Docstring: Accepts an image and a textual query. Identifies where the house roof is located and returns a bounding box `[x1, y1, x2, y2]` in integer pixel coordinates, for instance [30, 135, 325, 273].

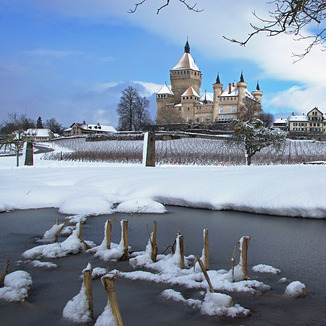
[200, 92, 213, 102]
[181, 86, 199, 97]
[288, 115, 308, 122]
[172, 52, 200, 71]
[71, 123, 117, 133]
[307, 107, 324, 115]
[26, 128, 52, 137]
[274, 118, 288, 124]
[157, 84, 174, 95]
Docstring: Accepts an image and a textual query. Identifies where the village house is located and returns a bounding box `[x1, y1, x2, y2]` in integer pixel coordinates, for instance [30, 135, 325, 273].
[25, 128, 54, 142]
[63, 122, 117, 137]
[156, 41, 262, 124]
[288, 108, 326, 135]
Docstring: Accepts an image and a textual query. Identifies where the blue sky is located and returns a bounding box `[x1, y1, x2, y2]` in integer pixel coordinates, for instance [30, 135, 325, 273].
[1, 0, 325, 128]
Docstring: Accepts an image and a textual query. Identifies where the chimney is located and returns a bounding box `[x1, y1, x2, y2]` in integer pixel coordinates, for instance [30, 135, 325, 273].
[228, 83, 231, 94]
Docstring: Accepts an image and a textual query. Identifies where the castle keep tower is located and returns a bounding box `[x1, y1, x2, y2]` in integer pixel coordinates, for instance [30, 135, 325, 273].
[156, 42, 262, 124]
[170, 41, 202, 104]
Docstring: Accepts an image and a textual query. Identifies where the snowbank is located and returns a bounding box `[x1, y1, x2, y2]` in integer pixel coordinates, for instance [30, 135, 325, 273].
[114, 198, 166, 214]
[1, 152, 326, 218]
[0, 271, 32, 302]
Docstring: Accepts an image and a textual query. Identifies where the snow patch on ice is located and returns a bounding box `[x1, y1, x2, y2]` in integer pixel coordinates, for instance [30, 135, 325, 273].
[31, 260, 57, 269]
[114, 198, 166, 214]
[252, 264, 281, 274]
[284, 281, 306, 297]
[62, 282, 92, 323]
[0, 271, 32, 302]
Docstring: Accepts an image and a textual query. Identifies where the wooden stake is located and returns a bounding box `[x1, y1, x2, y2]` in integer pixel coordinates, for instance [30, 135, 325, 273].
[102, 276, 123, 326]
[106, 220, 113, 250]
[0, 260, 9, 287]
[178, 234, 185, 269]
[231, 241, 240, 282]
[122, 220, 129, 260]
[56, 218, 59, 225]
[151, 221, 158, 262]
[55, 221, 66, 243]
[83, 264, 93, 319]
[195, 256, 214, 293]
[204, 229, 209, 271]
[78, 222, 82, 240]
[240, 237, 250, 280]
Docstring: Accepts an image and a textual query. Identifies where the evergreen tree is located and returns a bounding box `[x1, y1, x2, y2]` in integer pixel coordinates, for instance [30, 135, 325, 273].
[36, 116, 43, 128]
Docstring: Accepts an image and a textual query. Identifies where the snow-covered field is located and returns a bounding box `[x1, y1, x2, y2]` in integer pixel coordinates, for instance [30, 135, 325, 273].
[0, 141, 326, 219]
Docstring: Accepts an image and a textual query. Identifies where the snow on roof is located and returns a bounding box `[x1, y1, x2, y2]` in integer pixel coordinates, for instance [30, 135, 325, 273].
[220, 83, 238, 97]
[83, 124, 117, 133]
[200, 92, 213, 102]
[274, 118, 288, 124]
[288, 115, 308, 122]
[27, 129, 52, 137]
[157, 84, 174, 95]
[181, 86, 199, 97]
[172, 53, 200, 71]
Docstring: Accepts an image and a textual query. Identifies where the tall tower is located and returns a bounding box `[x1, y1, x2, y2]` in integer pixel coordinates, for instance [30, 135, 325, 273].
[170, 41, 202, 104]
[213, 73, 223, 121]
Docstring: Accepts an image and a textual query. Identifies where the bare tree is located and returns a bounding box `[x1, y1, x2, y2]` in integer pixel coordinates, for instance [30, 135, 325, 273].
[117, 86, 152, 131]
[45, 118, 64, 134]
[129, 0, 203, 14]
[224, 0, 326, 60]
[259, 111, 274, 127]
[233, 118, 286, 165]
[157, 106, 184, 124]
[0, 113, 36, 167]
[237, 97, 262, 122]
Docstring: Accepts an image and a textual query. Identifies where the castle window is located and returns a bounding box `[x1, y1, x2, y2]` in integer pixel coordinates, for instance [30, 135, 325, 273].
[201, 117, 204, 122]
[186, 116, 189, 122]
[231, 114, 233, 119]
[232, 106, 236, 112]
[220, 107, 223, 112]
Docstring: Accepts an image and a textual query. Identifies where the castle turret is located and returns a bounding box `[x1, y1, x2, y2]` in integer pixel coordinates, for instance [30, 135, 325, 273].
[237, 71, 248, 107]
[170, 41, 202, 104]
[213, 73, 223, 121]
[252, 81, 263, 103]
[156, 84, 174, 123]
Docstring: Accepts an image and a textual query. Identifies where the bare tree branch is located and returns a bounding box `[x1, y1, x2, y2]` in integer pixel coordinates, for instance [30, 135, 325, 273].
[129, 0, 203, 15]
[224, 0, 326, 61]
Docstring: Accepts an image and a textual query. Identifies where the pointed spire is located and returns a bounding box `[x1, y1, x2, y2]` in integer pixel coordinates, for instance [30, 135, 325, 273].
[256, 81, 260, 91]
[185, 40, 190, 53]
[216, 73, 221, 84]
[239, 71, 245, 83]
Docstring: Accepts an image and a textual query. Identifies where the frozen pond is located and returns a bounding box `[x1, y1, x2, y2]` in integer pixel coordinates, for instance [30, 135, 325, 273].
[1, 207, 326, 325]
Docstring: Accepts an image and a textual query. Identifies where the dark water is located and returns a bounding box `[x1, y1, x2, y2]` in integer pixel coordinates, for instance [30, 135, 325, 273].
[1, 207, 326, 326]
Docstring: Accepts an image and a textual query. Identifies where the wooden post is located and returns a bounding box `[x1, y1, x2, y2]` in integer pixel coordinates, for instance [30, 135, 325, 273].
[106, 220, 113, 250]
[122, 220, 129, 260]
[151, 221, 158, 262]
[102, 276, 123, 326]
[54, 221, 66, 243]
[83, 264, 93, 319]
[143, 132, 155, 167]
[240, 236, 250, 280]
[0, 260, 9, 287]
[178, 234, 185, 269]
[195, 256, 214, 293]
[24, 141, 33, 166]
[78, 222, 82, 240]
[56, 218, 59, 225]
[231, 241, 239, 282]
[204, 229, 209, 271]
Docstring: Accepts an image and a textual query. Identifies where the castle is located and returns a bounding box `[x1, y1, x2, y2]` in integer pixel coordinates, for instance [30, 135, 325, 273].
[156, 41, 263, 124]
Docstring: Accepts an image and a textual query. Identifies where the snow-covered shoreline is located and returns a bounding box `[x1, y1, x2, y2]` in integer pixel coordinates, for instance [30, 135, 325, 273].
[1, 152, 326, 218]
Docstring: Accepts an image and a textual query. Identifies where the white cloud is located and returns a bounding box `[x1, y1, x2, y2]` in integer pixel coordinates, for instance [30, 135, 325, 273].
[133, 81, 163, 97]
